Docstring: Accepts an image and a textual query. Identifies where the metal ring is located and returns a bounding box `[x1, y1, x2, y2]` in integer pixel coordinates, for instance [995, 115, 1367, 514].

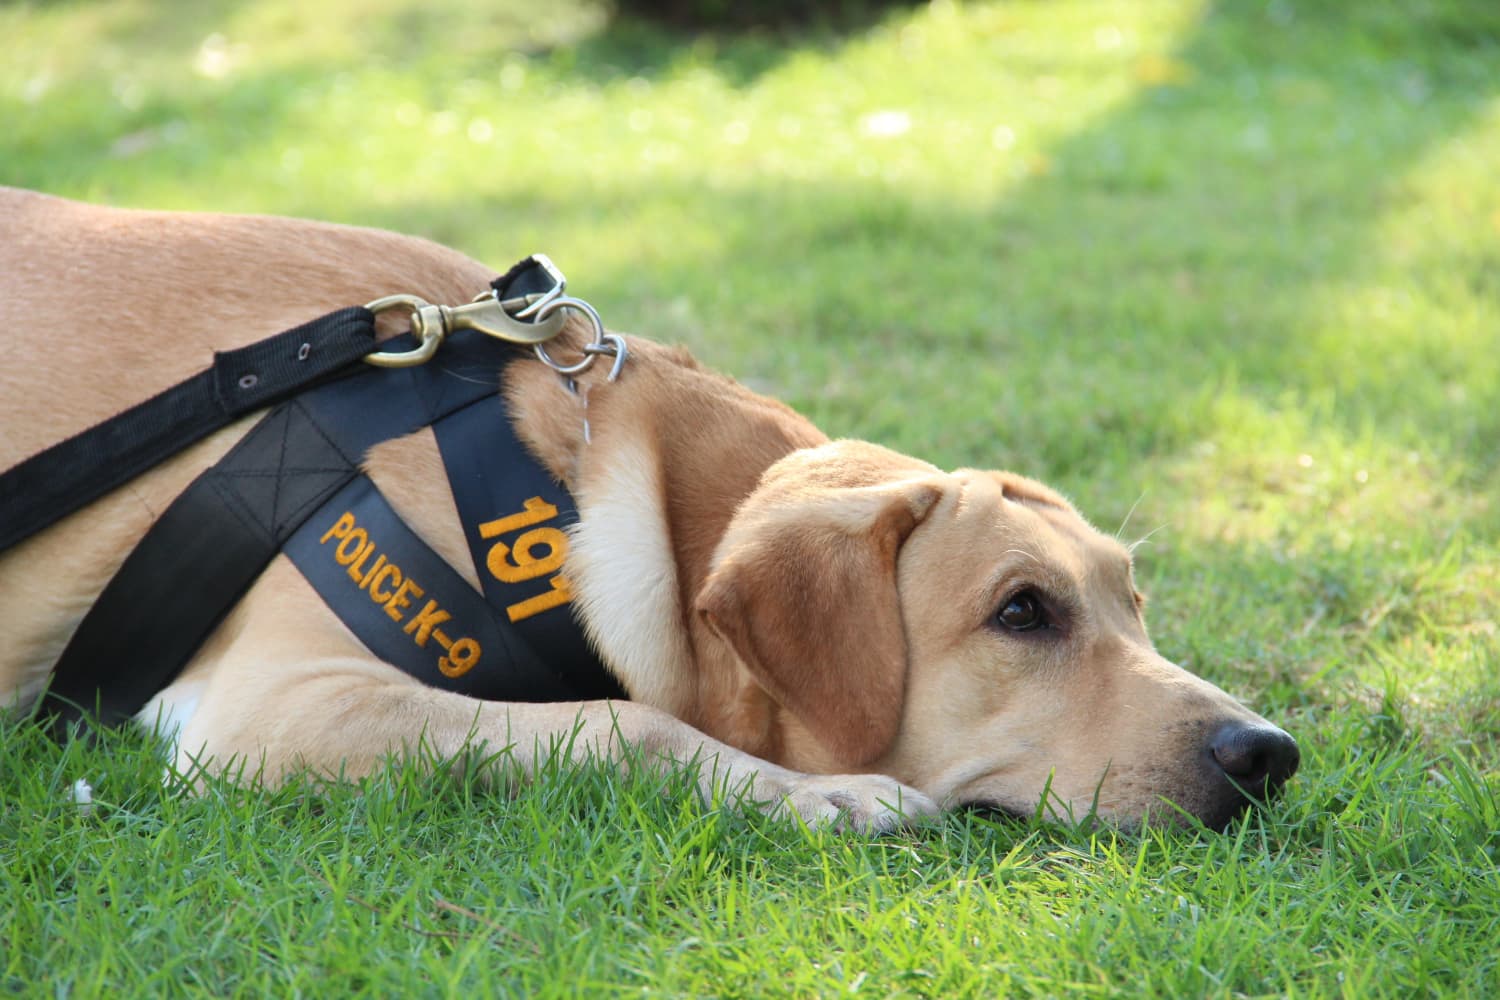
[531, 296, 608, 377]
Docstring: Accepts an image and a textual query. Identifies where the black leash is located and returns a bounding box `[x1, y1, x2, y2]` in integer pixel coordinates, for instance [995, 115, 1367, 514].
[0, 255, 569, 556]
[0, 307, 377, 553]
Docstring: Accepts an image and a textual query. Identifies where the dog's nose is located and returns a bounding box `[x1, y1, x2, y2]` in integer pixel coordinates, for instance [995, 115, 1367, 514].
[1210, 722, 1300, 796]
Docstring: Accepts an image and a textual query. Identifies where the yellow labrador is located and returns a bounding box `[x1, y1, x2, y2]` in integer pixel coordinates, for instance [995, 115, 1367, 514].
[0, 187, 1298, 830]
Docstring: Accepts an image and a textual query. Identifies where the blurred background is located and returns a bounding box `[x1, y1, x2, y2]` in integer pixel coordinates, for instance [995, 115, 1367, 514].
[5, 0, 1499, 761]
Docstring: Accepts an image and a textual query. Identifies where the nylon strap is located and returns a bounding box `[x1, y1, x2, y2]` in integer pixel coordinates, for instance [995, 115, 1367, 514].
[434, 394, 625, 699]
[282, 477, 581, 702]
[0, 307, 377, 554]
[39, 395, 367, 731]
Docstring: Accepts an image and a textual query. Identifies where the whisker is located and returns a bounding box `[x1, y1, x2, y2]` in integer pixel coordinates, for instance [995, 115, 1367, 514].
[1115, 490, 1146, 541]
[434, 365, 502, 387]
[1127, 522, 1170, 554]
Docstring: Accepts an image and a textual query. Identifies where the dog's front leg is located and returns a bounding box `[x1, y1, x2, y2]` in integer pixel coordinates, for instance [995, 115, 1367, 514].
[160, 667, 936, 832]
[476, 698, 939, 832]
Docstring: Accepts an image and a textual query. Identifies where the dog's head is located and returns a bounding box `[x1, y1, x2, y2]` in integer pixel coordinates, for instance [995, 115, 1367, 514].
[697, 440, 1298, 830]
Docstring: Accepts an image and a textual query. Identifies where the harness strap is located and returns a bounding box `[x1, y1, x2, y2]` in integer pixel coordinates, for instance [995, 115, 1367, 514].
[282, 476, 583, 702]
[284, 328, 623, 701]
[0, 307, 377, 554]
[42, 326, 624, 734]
[41, 395, 367, 731]
[434, 394, 610, 693]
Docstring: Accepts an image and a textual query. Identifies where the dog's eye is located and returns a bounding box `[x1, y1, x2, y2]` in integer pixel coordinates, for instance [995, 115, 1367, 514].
[996, 590, 1047, 632]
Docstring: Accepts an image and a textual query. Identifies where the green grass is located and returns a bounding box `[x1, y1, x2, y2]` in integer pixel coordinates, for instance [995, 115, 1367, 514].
[3, 0, 1499, 994]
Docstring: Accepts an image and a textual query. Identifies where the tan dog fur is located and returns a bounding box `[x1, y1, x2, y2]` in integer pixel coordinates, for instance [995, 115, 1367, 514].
[0, 187, 1295, 830]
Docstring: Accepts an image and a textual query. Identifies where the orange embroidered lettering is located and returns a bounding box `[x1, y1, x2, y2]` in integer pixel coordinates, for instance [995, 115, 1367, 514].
[486, 526, 567, 583]
[403, 600, 452, 646]
[439, 637, 482, 677]
[506, 574, 573, 622]
[477, 497, 557, 540]
[308, 509, 485, 679]
[345, 540, 376, 583]
[319, 512, 356, 545]
[368, 562, 401, 603]
[358, 554, 388, 591]
[479, 496, 575, 621]
[384, 578, 422, 623]
[334, 528, 368, 565]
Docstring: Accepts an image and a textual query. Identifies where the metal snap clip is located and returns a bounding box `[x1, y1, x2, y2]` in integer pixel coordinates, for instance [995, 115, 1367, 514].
[362, 294, 445, 368]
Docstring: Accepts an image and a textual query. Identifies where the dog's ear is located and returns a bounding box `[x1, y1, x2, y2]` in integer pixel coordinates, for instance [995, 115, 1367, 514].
[695, 444, 942, 766]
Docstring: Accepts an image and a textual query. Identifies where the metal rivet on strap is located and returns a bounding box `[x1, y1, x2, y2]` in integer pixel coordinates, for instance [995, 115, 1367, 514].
[238, 374, 259, 390]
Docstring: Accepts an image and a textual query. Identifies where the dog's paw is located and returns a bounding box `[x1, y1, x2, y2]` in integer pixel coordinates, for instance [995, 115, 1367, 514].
[761, 772, 938, 833]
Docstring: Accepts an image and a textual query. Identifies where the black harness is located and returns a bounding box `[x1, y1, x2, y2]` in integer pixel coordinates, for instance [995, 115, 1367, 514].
[1, 257, 626, 735]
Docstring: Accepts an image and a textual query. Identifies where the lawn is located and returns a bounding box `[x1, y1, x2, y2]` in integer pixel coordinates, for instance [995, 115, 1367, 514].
[3, 0, 1499, 995]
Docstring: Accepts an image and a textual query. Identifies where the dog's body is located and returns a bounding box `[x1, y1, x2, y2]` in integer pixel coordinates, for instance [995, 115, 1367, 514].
[0, 187, 1298, 830]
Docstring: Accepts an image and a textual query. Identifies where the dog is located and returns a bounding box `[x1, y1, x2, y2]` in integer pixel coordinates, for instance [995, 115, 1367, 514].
[0, 186, 1298, 831]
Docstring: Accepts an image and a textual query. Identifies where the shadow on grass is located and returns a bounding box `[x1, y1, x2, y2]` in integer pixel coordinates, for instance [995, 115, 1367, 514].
[552, 1, 923, 88]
